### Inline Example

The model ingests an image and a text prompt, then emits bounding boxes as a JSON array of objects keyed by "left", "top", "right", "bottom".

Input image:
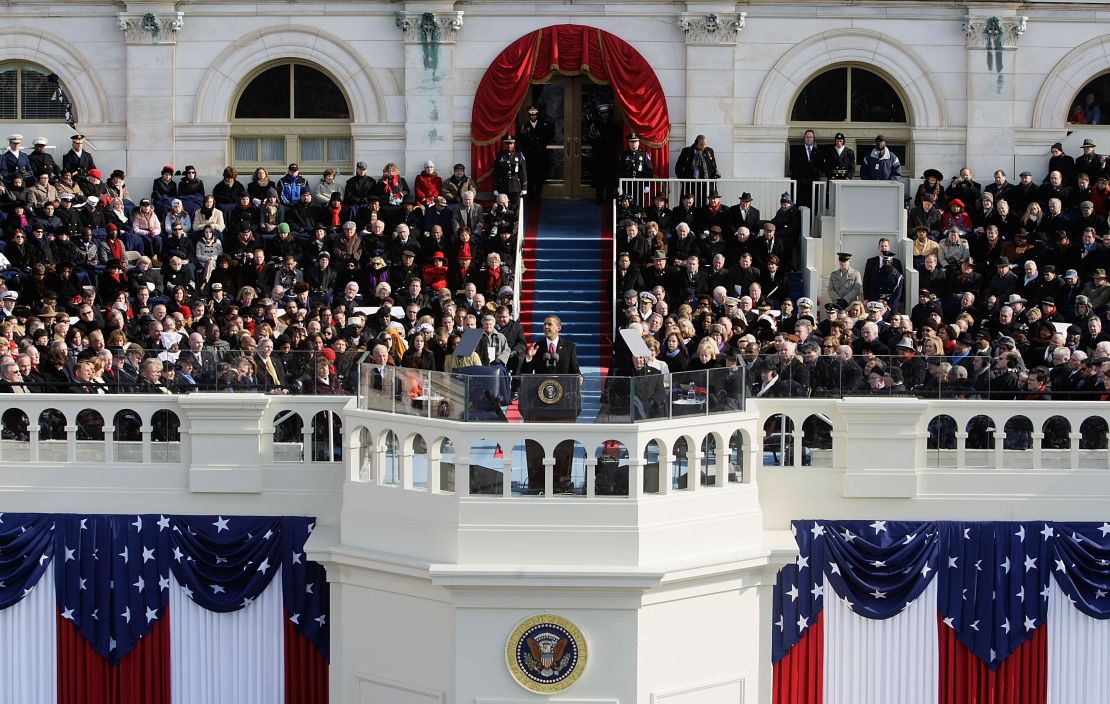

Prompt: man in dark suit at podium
[
  {"left": 523, "top": 315, "right": 580, "bottom": 375},
  {"left": 521, "top": 314, "right": 581, "bottom": 493}
]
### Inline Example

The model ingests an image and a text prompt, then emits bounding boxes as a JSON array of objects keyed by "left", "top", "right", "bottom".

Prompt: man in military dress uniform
[
  {"left": 589, "top": 104, "right": 622, "bottom": 206},
  {"left": 825, "top": 132, "right": 855, "bottom": 180},
  {"left": 518, "top": 106, "right": 553, "bottom": 203},
  {"left": 493, "top": 134, "right": 527, "bottom": 208},
  {"left": 0, "top": 135, "right": 32, "bottom": 186},
  {"left": 619, "top": 133, "right": 653, "bottom": 206},
  {"left": 62, "top": 134, "right": 97, "bottom": 188},
  {"left": 826, "top": 252, "right": 863, "bottom": 308},
  {"left": 28, "top": 137, "right": 60, "bottom": 180}
]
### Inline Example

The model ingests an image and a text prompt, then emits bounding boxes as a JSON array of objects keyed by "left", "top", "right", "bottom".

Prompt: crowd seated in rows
[
  {"left": 0, "top": 135, "right": 520, "bottom": 395},
  {"left": 613, "top": 137, "right": 1110, "bottom": 401}
]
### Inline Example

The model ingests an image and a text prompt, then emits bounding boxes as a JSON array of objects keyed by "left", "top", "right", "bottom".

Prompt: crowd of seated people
[
  {"left": 612, "top": 136, "right": 1110, "bottom": 401},
  {"left": 0, "top": 136, "right": 522, "bottom": 395}
]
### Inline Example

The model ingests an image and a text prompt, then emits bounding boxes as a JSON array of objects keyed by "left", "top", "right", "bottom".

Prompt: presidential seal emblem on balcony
[
  {"left": 536, "top": 378, "right": 565, "bottom": 405},
  {"left": 506, "top": 614, "right": 587, "bottom": 693}
]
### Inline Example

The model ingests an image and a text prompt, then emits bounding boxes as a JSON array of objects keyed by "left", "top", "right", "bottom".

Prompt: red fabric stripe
[
  {"left": 599, "top": 208, "right": 614, "bottom": 373},
  {"left": 938, "top": 615, "right": 1047, "bottom": 704},
  {"left": 56, "top": 608, "right": 171, "bottom": 704},
  {"left": 773, "top": 611, "right": 823, "bottom": 704},
  {"left": 518, "top": 202, "right": 542, "bottom": 335},
  {"left": 284, "top": 612, "right": 329, "bottom": 704}
]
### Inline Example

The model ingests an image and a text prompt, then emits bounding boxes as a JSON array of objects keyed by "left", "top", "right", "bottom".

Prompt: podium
[{"left": 518, "top": 374, "right": 582, "bottom": 422}]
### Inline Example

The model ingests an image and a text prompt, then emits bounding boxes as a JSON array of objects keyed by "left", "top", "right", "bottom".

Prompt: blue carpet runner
[{"left": 521, "top": 200, "right": 612, "bottom": 417}]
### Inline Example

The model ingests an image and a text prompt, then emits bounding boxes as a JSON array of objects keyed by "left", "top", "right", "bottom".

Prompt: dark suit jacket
[
  {"left": 790, "top": 143, "right": 824, "bottom": 183},
  {"left": 254, "top": 353, "right": 287, "bottom": 391},
  {"left": 524, "top": 338, "right": 580, "bottom": 375},
  {"left": 728, "top": 204, "right": 761, "bottom": 234}
]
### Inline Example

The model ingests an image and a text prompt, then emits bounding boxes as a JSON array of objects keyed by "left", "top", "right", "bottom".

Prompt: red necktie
[{"left": 548, "top": 342, "right": 555, "bottom": 356}]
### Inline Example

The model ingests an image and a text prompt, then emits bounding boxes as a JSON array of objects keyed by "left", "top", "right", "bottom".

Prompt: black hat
[
  {"left": 1083, "top": 138, "right": 1097, "bottom": 148},
  {"left": 708, "top": 189, "right": 721, "bottom": 199},
  {"left": 874, "top": 134, "right": 886, "bottom": 143},
  {"left": 739, "top": 192, "right": 753, "bottom": 201},
  {"left": 923, "top": 168, "right": 943, "bottom": 181},
  {"left": 837, "top": 252, "right": 852, "bottom": 262},
  {"left": 1041, "top": 297, "right": 1056, "bottom": 306},
  {"left": 956, "top": 332, "right": 975, "bottom": 346},
  {"left": 834, "top": 132, "right": 845, "bottom": 140},
  {"left": 627, "top": 133, "right": 640, "bottom": 142},
  {"left": 527, "top": 105, "right": 539, "bottom": 114},
  {"left": 996, "top": 256, "right": 1010, "bottom": 267},
  {"left": 502, "top": 134, "right": 516, "bottom": 143},
  {"left": 288, "top": 163, "right": 299, "bottom": 171}
]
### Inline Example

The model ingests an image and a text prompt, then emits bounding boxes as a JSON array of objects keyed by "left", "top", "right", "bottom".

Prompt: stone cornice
[
  {"left": 678, "top": 11, "right": 746, "bottom": 45},
  {"left": 962, "top": 14, "right": 1027, "bottom": 49},
  {"left": 117, "top": 10, "right": 184, "bottom": 45},
  {"left": 395, "top": 10, "right": 464, "bottom": 45}
]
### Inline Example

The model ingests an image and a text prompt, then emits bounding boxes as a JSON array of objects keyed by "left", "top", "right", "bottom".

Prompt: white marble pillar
[
  {"left": 118, "top": 4, "right": 182, "bottom": 182},
  {"left": 962, "top": 13, "right": 1028, "bottom": 179},
  {"left": 396, "top": 6, "right": 463, "bottom": 180},
  {"left": 679, "top": 6, "right": 745, "bottom": 179}
]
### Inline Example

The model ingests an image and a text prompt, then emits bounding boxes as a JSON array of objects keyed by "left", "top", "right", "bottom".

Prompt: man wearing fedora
[
  {"left": 1080, "top": 267, "right": 1110, "bottom": 310},
  {"left": 729, "top": 191, "right": 761, "bottom": 233},
  {"left": 1075, "top": 138, "right": 1104, "bottom": 184}
]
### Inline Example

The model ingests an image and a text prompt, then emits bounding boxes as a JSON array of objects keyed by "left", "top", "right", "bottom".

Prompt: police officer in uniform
[
  {"left": 62, "top": 134, "right": 97, "bottom": 188},
  {"left": 619, "top": 133, "right": 653, "bottom": 206},
  {"left": 493, "top": 134, "right": 527, "bottom": 208},
  {"left": 518, "top": 106, "right": 553, "bottom": 203},
  {"left": 825, "top": 132, "right": 855, "bottom": 180}
]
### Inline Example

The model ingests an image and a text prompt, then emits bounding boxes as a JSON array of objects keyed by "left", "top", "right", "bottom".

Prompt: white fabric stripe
[
  {"left": 169, "top": 568, "right": 284, "bottom": 704},
  {"left": 823, "top": 578, "right": 939, "bottom": 704},
  {"left": 1047, "top": 579, "right": 1110, "bottom": 704},
  {"left": 0, "top": 563, "right": 57, "bottom": 704}
]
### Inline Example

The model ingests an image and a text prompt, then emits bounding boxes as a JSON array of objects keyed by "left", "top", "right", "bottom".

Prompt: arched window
[
  {"left": 1068, "top": 76, "right": 1107, "bottom": 125},
  {"left": 788, "top": 65, "right": 911, "bottom": 177},
  {"left": 0, "top": 63, "right": 76, "bottom": 121},
  {"left": 231, "top": 62, "right": 352, "bottom": 172}
]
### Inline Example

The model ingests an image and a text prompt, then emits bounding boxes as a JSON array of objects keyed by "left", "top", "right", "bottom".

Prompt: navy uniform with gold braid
[
  {"left": 493, "top": 135, "right": 527, "bottom": 208},
  {"left": 518, "top": 106, "right": 554, "bottom": 202}
]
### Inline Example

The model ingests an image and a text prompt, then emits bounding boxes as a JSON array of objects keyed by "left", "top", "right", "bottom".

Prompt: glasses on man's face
[{"left": 12, "top": 234, "right": 24, "bottom": 239}]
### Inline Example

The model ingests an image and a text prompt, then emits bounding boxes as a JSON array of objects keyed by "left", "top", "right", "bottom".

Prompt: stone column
[
  {"left": 835, "top": 396, "right": 929, "bottom": 498},
  {"left": 396, "top": 7, "right": 464, "bottom": 179},
  {"left": 962, "top": 12, "right": 1028, "bottom": 178},
  {"left": 117, "top": 4, "right": 183, "bottom": 181},
  {"left": 678, "top": 6, "right": 745, "bottom": 178}
]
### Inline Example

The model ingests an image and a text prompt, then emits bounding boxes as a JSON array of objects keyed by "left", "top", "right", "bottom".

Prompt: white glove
[
  {"left": 520, "top": 190, "right": 527, "bottom": 196},
  {"left": 643, "top": 187, "right": 650, "bottom": 193},
  {"left": 493, "top": 190, "right": 499, "bottom": 197}
]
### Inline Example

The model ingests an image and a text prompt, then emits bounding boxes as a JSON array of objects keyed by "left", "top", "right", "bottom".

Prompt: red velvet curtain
[
  {"left": 57, "top": 609, "right": 171, "bottom": 704},
  {"left": 471, "top": 25, "right": 671, "bottom": 190}
]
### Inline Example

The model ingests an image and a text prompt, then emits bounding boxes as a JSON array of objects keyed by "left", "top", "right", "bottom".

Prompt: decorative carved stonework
[
  {"left": 395, "top": 11, "right": 464, "bottom": 45},
  {"left": 678, "top": 12, "right": 746, "bottom": 45},
  {"left": 117, "top": 11, "right": 184, "bottom": 45},
  {"left": 962, "top": 15, "right": 1027, "bottom": 50}
]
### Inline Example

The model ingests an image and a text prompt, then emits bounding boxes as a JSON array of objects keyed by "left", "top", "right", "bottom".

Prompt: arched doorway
[
  {"left": 470, "top": 25, "right": 670, "bottom": 196},
  {"left": 522, "top": 77, "right": 614, "bottom": 198}
]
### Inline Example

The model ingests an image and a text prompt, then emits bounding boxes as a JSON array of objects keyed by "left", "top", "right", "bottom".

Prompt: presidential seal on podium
[{"left": 506, "top": 613, "right": 587, "bottom": 693}]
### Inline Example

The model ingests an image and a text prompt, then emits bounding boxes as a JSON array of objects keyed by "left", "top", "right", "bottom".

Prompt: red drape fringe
[
  {"left": 938, "top": 615, "right": 1047, "bottom": 704},
  {"left": 471, "top": 25, "right": 670, "bottom": 191},
  {"left": 284, "top": 612, "right": 329, "bottom": 704},
  {"left": 773, "top": 611, "right": 823, "bottom": 704},
  {"left": 57, "top": 608, "right": 171, "bottom": 704}
]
